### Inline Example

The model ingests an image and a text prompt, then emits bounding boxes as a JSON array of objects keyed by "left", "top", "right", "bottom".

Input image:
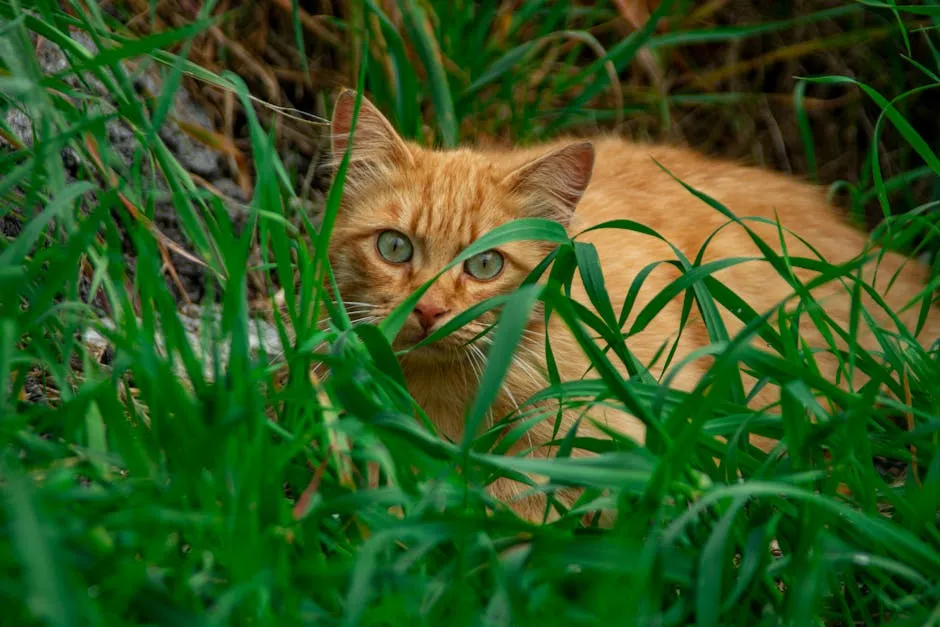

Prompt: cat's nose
[{"left": 413, "top": 303, "right": 449, "bottom": 331}]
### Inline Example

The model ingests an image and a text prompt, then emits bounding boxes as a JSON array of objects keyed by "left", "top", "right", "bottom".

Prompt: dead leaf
[{"left": 612, "top": 0, "right": 662, "bottom": 31}]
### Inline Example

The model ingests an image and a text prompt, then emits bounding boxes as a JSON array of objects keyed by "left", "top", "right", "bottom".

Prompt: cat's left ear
[
  {"left": 330, "top": 89, "right": 412, "bottom": 172},
  {"left": 502, "top": 141, "right": 594, "bottom": 226}
]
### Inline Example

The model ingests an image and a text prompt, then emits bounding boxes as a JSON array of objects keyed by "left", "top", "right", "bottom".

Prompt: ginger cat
[{"left": 325, "top": 90, "right": 939, "bottom": 522}]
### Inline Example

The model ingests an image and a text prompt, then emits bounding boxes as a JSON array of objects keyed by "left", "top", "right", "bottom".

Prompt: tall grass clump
[{"left": 1, "top": 0, "right": 939, "bottom": 625}]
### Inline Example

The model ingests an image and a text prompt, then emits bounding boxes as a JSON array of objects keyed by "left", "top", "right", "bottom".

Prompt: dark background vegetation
[
  {"left": 123, "top": 1, "right": 940, "bottom": 212},
  {"left": 108, "top": 0, "right": 940, "bottom": 300}
]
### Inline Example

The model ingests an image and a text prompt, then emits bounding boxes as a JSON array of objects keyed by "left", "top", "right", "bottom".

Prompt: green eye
[
  {"left": 464, "top": 250, "right": 504, "bottom": 281},
  {"left": 376, "top": 230, "right": 413, "bottom": 263}
]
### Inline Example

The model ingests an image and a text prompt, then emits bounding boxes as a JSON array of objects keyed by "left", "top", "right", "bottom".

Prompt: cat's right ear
[
  {"left": 502, "top": 141, "right": 595, "bottom": 226},
  {"left": 330, "top": 90, "right": 412, "bottom": 180}
]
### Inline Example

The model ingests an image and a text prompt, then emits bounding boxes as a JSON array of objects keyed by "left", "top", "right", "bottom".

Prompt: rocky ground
[
  {"left": 3, "top": 29, "right": 307, "bottom": 399},
  {"left": 2, "top": 27, "right": 332, "bottom": 299}
]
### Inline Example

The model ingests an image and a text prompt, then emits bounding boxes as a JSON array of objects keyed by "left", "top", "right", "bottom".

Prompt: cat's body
[
  {"left": 326, "top": 91, "right": 939, "bottom": 521},
  {"left": 549, "top": 137, "right": 937, "bottom": 395}
]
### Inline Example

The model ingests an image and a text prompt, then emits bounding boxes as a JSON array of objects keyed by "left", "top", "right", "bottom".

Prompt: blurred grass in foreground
[{"left": 1, "top": 0, "right": 940, "bottom": 624}]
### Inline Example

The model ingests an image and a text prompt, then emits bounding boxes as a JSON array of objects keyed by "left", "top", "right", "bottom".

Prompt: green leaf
[
  {"left": 400, "top": 0, "right": 458, "bottom": 146},
  {"left": 574, "top": 241, "right": 619, "bottom": 330},
  {"left": 0, "top": 181, "right": 95, "bottom": 267},
  {"left": 462, "top": 283, "right": 543, "bottom": 450},
  {"left": 2, "top": 467, "right": 77, "bottom": 627}
]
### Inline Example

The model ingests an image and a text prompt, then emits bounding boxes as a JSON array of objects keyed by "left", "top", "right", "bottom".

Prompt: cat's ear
[
  {"left": 331, "top": 89, "right": 412, "bottom": 180},
  {"left": 502, "top": 141, "right": 594, "bottom": 226}
]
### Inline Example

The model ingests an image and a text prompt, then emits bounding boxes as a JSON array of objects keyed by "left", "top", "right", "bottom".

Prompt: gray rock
[
  {"left": 135, "top": 72, "right": 221, "bottom": 178},
  {"left": 105, "top": 118, "right": 142, "bottom": 171},
  {"left": 34, "top": 35, "right": 69, "bottom": 74},
  {"left": 82, "top": 305, "right": 284, "bottom": 384},
  {"left": 3, "top": 107, "right": 33, "bottom": 146},
  {"left": 6, "top": 28, "right": 223, "bottom": 182},
  {"left": 211, "top": 177, "right": 250, "bottom": 204}
]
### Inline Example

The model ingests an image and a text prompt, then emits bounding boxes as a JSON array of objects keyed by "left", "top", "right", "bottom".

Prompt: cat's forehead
[
  {"left": 387, "top": 151, "right": 516, "bottom": 245},
  {"left": 406, "top": 150, "right": 506, "bottom": 204}
]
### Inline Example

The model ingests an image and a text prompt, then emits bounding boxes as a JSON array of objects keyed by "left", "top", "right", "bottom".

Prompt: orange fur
[{"left": 325, "top": 90, "right": 939, "bottom": 522}]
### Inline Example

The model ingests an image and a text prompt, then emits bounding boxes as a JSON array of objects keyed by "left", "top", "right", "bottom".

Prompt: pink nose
[{"left": 413, "top": 303, "right": 449, "bottom": 331}]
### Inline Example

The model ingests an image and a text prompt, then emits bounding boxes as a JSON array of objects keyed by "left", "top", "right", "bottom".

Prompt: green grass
[{"left": 2, "top": 0, "right": 940, "bottom": 624}]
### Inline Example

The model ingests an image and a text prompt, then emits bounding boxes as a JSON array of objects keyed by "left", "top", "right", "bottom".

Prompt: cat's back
[
  {"left": 571, "top": 136, "right": 843, "bottom": 249},
  {"left": 543, "top": 135, "right": 937, "bottom": 392}
]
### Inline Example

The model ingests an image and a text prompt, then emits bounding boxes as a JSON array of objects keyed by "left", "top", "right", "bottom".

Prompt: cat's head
[{"left": 326, "top": 90, "right": 594, "bottom": 360}]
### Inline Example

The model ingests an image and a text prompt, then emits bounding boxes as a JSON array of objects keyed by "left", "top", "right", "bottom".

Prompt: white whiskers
[{"left": 466, "top": 342, "right": 494, "bottom": 426}]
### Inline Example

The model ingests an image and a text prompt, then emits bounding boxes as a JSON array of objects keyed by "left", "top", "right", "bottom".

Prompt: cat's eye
[
  {"left": 464, "top": 250, "right": 504, "bottom": 281},
  {"left": 376, "top": 230, "right": 413, "bottom": 264}
]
